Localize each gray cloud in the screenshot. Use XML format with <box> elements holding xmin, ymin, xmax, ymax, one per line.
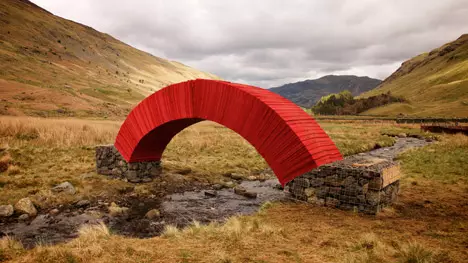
<box><xmin>32</xmin><ymin>0</ymin><xmax>468</xmax><ymax>87</ymax></box>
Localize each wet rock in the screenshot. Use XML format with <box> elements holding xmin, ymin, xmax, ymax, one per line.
<box><xmin>145</xmin><ymin>209</ymin><xmax>160</xmax><ymax>219</ymax></box>
<box><xmin>0</xmin><ymin>204</ymin><xmax>14</xmax><ymax>217</ymax></box>
<box><xmin>51</xmin><ymin>182</ymin><xmax>76</xmax><ymax>195</ymax></box>
<box><xmin>212</xmin><ymin>184</ymin><xmax>223</xmax><ymax>190</ymax></box>
<box><xmin>228</xmin><ymin>173</ymin><xmax>244</xmax><ymax>180</ymax></box>
<box><xmin>234</xmin><ymin>186</ymin><xmax>247</xmax><ymax>195</ymax></box>
<box><xmin>49</xmin><ymin>208</ymin><xmax>59</xmax><ymax>215</ymax></box>
<box><xmin>108</xmin><ymin>202</ymin><xmax>129</xmax><ymax>217</ymax></box>
<box><xmin>243</xmin><ymin>191</ymin><xmax>257</xmax><ymax>199</ymax></box>
<box><xmin>234</xmin><ymin>186</ymin><xmax>257</xmax><ymax>199</ymax></box>
<box><xmin>397</xmin><ymin>133</ymin><xmax>407</xmax><ymax>138</ymax></box>
<box><xmin>18</xmin><ymin>214</ymin><xmax>29</xmax><ymax>221</ymax></box>
<box><xmin>273</xmin><ymin>183</ymin><xmax>284</xmax><ymax>190</ymax></box>
<box><xmin>14</xmin><ymin>198</ymin><xmax>37</xmax><ymax>217</ymax></box>
<box><xmin>76</xmin><ymin>200</ymin><xmax>90</xmax><ymax>208</ymax></box>
<box><xmin>224</xmin><ymin>181</ymin><xmax>235</xmax><ymax>188</ymax></box>
<box><xmin>204</xmin><ymin>190</ymin><xmax>218</xmax><ymax>197</ymax></box>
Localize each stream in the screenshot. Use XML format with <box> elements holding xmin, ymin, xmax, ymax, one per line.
<box><xmin>0</xmin><ymin>136</ymin><xmax>432</xmax><ymax>248</ymax></box>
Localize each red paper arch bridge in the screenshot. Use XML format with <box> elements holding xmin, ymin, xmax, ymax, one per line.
<box><xmin>115</xmin><ymin>79</ymin><xmax>342</xmax><ymax>185</ymax></box>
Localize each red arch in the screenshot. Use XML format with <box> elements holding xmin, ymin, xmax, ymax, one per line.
<box><xmin>115</xmin><ymin>79</ymin><xmax>342</xmax><ymax>185</ymax></box>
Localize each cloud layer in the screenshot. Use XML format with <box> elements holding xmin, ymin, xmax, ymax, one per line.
<box><xmin>32</xmin><ymin>0</ymin><xmax>468</xmax><ymax>87</ymax></box>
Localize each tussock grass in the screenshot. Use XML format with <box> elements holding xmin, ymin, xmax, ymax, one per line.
<box><xmin>0</xmin><ymin>116</ymin><xmax>467</xmax><ymax>262</ymax></box>
<box><xmin>78</xmin><ymin>222</ymin><xmax>111</xmax><ymax>242</ymax></box>
<box><xmin>343</xmin><ymin>233</ymin><xmax>451</xmax><ymax>263</ymax></box>
<box><xmin>397</xmin><ymin>133</ymin><xmax>468</xmax><ymax>183</ymax></box>
<box><xmin>0</xmin><ymin>116</ymin><xmax>120</xmax><ymax>147</ymax></box>
<box><xmin>0</xmin><ymin>236</ymin><xmax>24</xmax><ymax>261</ymax></box>
<box><xmin>0</xmin><ymin>116</ymin><xmax>420</xmax><ymax>208</ymax></box>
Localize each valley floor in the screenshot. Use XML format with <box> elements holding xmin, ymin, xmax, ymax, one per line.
<box><xmin>0</xmin><ymin>116</ymin><xmax>467</xmax><ymax>262</ymax></box>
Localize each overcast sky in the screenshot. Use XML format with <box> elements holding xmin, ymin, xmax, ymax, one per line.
<box><xmin>31</xmin><ymin>0</ymin><xmax>468</xmax><ymax>88</ymax></box>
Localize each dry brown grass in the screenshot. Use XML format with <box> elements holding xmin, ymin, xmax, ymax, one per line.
<box><xmin>0</xmin><ymin>116</ymin><xmax>466</xmax><ymax>262</ymax></box>
<box><xmin>0</xmin><ymin>116</ymin><xmax>439</xmax><ymax>208</ymax></box>
<box><xmin>0</xmin><ymin>116</ymin><xmax>120</xmax><ymax>147</ymax></box>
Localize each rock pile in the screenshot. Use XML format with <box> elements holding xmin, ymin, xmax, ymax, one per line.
<box><xmin>288</xmin><ymin>156</ymin><xmax>400</xmax><ymax>214</ymax></box>
<box><xmin>95</xmin><ymin>145</ymin><xmax>161</xmax><ymax>183</ymax></box>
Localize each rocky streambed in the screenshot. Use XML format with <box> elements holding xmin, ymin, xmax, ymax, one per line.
<box><xmin>0</xmin><ymin>136</ymin><xmax>432</xmax><ymax>248</ymax></box>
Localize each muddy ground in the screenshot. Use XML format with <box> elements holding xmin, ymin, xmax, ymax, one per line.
<box><xmin>0</xmin><ymin>137</ymin><xmax>431</xmax><ymax>248</ymax></box>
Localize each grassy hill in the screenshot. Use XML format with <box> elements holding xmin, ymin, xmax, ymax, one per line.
<box><xmin>0</xmin><ymin>0</ymin><xmax>218</xmax><ymax>118</ymax></box>
<box><xmin>360</xmin><ymin>34</ymin><xmax>468</xmax><ymax>117</ymax></box>
<box><xmin>270</xmin><ymin>75</ymin><xmax>381</xmax><ymax>108</ymax></box>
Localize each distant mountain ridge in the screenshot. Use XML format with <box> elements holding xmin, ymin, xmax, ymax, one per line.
<box><xmin>360</xmin><ymin>34</ymin><xmax>468</xmax><ymax>117</ymax></box>
<box><xmin>0</xmin><ymin>0</ymin><xmax>218</xmax><ymax>118</ymax></box>
<box><xmin>270</xmin><ymin>75</ymin><xmax>381</xmax><ymax>108</ymax></box>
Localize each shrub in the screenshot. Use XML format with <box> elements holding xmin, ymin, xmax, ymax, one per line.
<box><xmin>312</xmin><ymin>91</ymin><xmax>406</xmax><ymax>115</ymax></box>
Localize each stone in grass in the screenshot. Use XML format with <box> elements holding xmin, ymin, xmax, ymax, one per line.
<box><xmin>14</xmin><ymin>198</ymin><xmax>37</xmax><ymax>217</ymax></box>
<box><xmin>247</xmin><ymin>176</ymin><xmax>257</xmax><ymax>181</ymax></box>
<box><xmin>49</xmin><ymin>208</ymin><xmax>60</xmax><ymax>215</ymax></box>
<box><xmin>0</xmin><ymin>204</ymin><xmax>14</xmax><ymax>217</ymax></box>
<box><xmin>145</xmin><ymin>209</ymin><xmax>161</xmax><ymax>219</ymax></box>
<box><xmin>227</xmin><ymin>173</ymin><xmax>244</xmax><ymax>180</ymax></box>
<box><xmin>108</xmin><ymin>202</ymin><xmax>129</xmax><ymax>217</ymax></box>
<box><xmin>51</xmin><ymin>182</ymin><xmax>76</xmax><ymax>195</ymax></box>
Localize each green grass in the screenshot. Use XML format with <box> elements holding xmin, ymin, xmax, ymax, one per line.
<box><xmin>360</xmin><ymin>34</ymin><xmax>468</xmax><ymax>117</ymax></box>
<box><xmin>397</xmin><ymin>134</ymin><xmax>468</xmax><ymax>183</ymax></box>
<box><xmin>1</xmin><ymin>117</ymin><xmax>467</xmax><ymax>262</ymax></box>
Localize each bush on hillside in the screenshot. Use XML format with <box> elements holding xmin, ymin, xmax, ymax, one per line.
<box><xmin>312</xmin><ymin>91</ymin><xmax>406</xmax><ymax>115</ymax></box>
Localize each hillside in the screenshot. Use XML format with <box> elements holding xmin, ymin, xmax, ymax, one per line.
<box><xmin>270</xmin><ymin>75</ymin><xmax>381</xmax><ymax>108</ymax></box>
<box><xmin>0</xmin><ymin>0</ymin><xmax>218</xmax><ymax>118</ymax></box>
<box><xmin>361</xmin><ymin>34</ymin><xmax>468</xmax><ymax>117</ymax></box>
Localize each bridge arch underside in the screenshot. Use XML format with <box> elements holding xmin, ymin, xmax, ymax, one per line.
<box><xmin>114</xmin><ymin>79</ymin><xmax>342</xmax><ymax>185</ymax></box>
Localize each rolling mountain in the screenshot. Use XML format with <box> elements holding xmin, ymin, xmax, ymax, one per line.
<box><xmin>360</xmin><ymin>34</ymin><xmax>468</xmax><ymax>117</ymax></box>
<box><xmin>0</xmin><ymin>0</ymin><xmax>218</xmax><ymax>118</ymax></box>
<box><xmin>270</xmin><ymin>75</ymin><xmax>381</xmax><ymax>108</ymax></box>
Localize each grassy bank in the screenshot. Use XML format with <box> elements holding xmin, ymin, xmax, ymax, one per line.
<box><xmin>1</xmin><ymin>116</ymin><xmax>467</xmax><ymax>262</ymax></box>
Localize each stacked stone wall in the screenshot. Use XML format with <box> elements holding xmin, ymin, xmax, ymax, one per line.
<box><xmin>288</xmin><ymin>156</ymin><xmax>400</xmax><ymax>214</ymax></box>
<box><xmin>95</xmin><ymin>145</ymin><xmax>161</xmax><ymax>183</ymax></box>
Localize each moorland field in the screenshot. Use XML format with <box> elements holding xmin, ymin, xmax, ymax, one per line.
<box><xmin>0</xmin><ymin>116</ymin><xmax>467</xmax><ymax>263</ymax></box>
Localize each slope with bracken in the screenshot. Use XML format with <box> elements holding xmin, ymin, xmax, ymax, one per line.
<box><xmin>0</xmin><ymin>0</ymin><xmax>218</xmax><ymax>118</ymax></box>
<box><xmin>360</xmin><ymin>34</ymin><xmax>468</xmax><ymax>117</ymax></box>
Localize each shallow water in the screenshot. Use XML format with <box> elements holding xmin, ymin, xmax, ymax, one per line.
<box><xmin>0</xmin><ymin>137</ymin><xmax>431</xmax><ymax>247</ymax></box>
